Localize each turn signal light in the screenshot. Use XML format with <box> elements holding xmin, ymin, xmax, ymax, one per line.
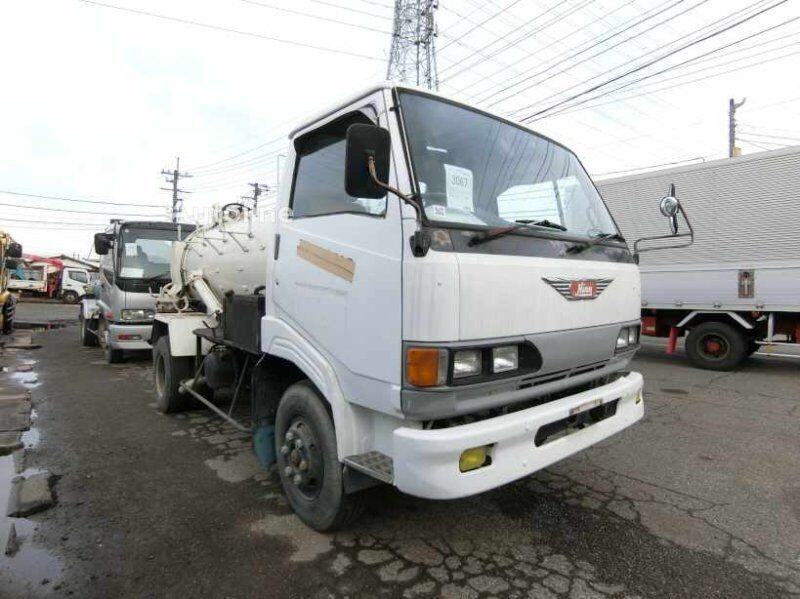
<box><xmin>406</xmin><ymin>347</ymin><xmax>447</xmax><ymax>387</ymax></box>
<box><xmin>459</xmin><ymin>446</ymin><xmax>491</xmax><ymax>472</ymax></box>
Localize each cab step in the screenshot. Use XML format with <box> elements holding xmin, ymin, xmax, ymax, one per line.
<box><xmin>343</xmin><ymin>451</ymin><xmax>393</xmax><ymax>484</ymax></box>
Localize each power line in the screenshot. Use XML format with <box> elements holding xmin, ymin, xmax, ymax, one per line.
<box><xmin>540</xmin><ymin>22</ymin><xmax>800</xmax><ymax>120</ymax></box>
<box><xmin>0</xmin><ymin>217</ymin><xmax>110</xmax><ymax>227</ymax></box>
<box><xmin>517</xmin><ymin>0</ymin><xmax>790</xmax><ymax>122</ymax></box>
<box><xmin>543</xmin><ymin>42</ymin><xmax>800</xmax><ymax>118</ymax></box>
<box><xmin>235</xmin><ymin>0</ymin><xmax>391</xmax><ymax>35</ymax></box>
<box><xmin>437</xmin><ymin>0</ymin><xmax>525</xmax><ymax>54</ymax></box>
<box><xmin>0</xmin><ymin>202</ymin><xmax>167</xmax><ymax>217</ymax></box>
<box><xmin>307</xmin><ymin>0</ymin><xmax>392</xmax><ymax>20</ymax></box>
<box><xmin>592</xmin><ymin>156</ymin><xmax>709</xmax><ymax>178</ymax></box>
<box><xmin>475</xmin><ymin>0</ymin><xmax>702</xmax><ymax>108</ymax></box>
<box><xmin>0</xmin><ymin>189</ymin><xmax>165</xmax><ymax>208</ymax></box>
<box><xmin>78</xmin><ymin>0</ymin><xmax>385</xmax><ymax>62</ymax></box>
<box><xmin>738</xmin><ymin>130</ymin><xmax>800</xmax><ymax>142</ymax></box>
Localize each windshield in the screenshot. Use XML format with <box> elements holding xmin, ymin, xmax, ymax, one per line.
<box><xmin>117</xmin><ymin>226</ymin><xmax>183</xmax><ymax>280</ymax></box>
<box><xmin>399</xmin><ymin>92</ymin><xmax>619</xmax><ymax>238</ymax></box>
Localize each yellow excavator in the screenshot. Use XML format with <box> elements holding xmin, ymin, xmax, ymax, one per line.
<box><xmin>0</xmin><ymin>230</ymin><xmax>23</xmax><ymax>335</ymax></box>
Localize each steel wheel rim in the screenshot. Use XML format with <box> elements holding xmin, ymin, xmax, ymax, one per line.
<box><xmin>698</xmin><ymin>333</ymin><xmax>730</xmax><ymax>361</ymax></box>
<box><xmin>279</xmin><ymin>417</ymin><xmax>324</xmax><ymax>501</ymax></box>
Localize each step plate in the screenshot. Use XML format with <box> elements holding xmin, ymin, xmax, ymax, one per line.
<box><xmin>344</xmin><ymin>451</ymin><xmax>394</xmax><ymax>484</ymax></box>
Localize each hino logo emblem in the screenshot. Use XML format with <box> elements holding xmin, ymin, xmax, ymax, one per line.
<box><xmin>542</xmin><ymin>277</ymin><xmax>613</xmax><ymax>300</ymax></box>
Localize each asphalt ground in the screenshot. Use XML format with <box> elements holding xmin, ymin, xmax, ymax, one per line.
<box><xmin>1</xmin><ymin>304</ymin><xmax>798</xmax><ymax>598</ymax></box>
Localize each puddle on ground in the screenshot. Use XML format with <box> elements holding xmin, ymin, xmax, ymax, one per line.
<box><xmin>0</xmin><ymin>454</ymin><xmax>64</xmax><ymax>592</ymax></box>
<box><xmin>8</xmin><ymin>372</ymin><xmax>40</xmax><ymax>389</ymax></box>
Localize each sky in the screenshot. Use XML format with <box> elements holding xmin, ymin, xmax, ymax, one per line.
<box><xmin>1</xmin><ymin>0</ymin><xmax>798</xmax><ymax>257</ymax></box>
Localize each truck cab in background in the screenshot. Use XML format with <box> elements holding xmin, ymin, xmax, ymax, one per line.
<box><xmin>0</xmin><ymin>232</ymin><xmax>22</xmax><ymax>335</ymax></box>
<box><xmin>152</xmin><ymin>84</ymin><xmax>688</xmax><ymax>531</ymax></box>
<box><xmin>80</xmin><ymin>220</ymin><xmax>193</xmax><ymax>363</ymax></box>
<box><xmin>60</xmin><ymin>267</ymin><xmax>90</xmax><ymax>304</ymax></box>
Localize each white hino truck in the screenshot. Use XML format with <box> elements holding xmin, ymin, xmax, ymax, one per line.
<box><xmin>597</xmin><ymin>146</ymin><xmax>800</xmax><ymax>371</ymax></box>
<box><xmin>151</xmin><ymin>84</ymin><xmax>689</xmax><ymax>530</ymax></box>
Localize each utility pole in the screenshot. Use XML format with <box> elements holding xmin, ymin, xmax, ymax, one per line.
<box><xmin>160</xmin><ymin>157</ymin><xmax>191</xmax><ymax>223</ymax></box>
<box><xmin>387</xmin><ymin>0</ymin><xmax>439</xmax><ymax>90</ymax></box>
<box><xmin>728</xmin><ymin>97</ymin><xmax>746</xmax><ymax>158</ymax></box>
<box><xmin>242</xmin><ymin>182</ymin><xmax>270</xmax><ymax>211</ymax></box>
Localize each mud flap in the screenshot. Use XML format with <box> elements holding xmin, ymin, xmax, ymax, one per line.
<box><xmin>253</xmin><ymin>425</ymin><xmax>276</xmax><ymax>468</ymax></box>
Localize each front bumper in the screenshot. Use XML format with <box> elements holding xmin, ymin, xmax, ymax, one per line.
<box><xmin>107</xmin><ymin>322</ymin><xmax>153</xmax><ymax>351</ymax></box>
<box><xmin>393</xmin><ymin>371</ymin><xmax>643</xmax><ymax>499</ymax></box>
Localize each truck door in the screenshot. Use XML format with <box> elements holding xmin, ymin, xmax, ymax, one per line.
<box><xmin>272</xmin><ymin>94</ymin><xmax>403</xmax><ymax>415</ymax></box>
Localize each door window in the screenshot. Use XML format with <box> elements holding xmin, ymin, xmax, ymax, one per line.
<box><xmin>291</xmin><ymin>112</ymin><xmax>386</xmax><ymax>219</ymax></box>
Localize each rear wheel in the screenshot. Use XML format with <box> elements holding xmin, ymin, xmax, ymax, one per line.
<box><xmin>685</xmin><ymin>321</ymin><xmax>747</xmax><ymax>371</ymax></box>
<box><xmin>275</xmin><ymin>382</ymin><xmax>363</xmax><ymax>531</ymax></box>
<box><xmin>153</xmin><ymin>335</ymin><xmax>194</xmax><ymax>413</ymax></box>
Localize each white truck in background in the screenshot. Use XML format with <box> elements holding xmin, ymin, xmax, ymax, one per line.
<box><xmin>151</xmin><ymin>84</ymin><xmax>689</xmax><ymax>531</ymax></box>
<box><xmin>597</xmin><ymin>146</ymin><xmax>800</xmax><ymax>371</ymax></box>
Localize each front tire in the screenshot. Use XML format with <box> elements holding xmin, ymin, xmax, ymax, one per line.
<box><xmin>275</xmin><ymin>382</ymin><xmax>363</xmax><ymax>531</ymax></box>
<box><xmin>685</xmin><ymin>321</ymin><xmax>747</xmax><ymax>371</ymax></box>
<box><xmin>153</xmin><ymin>335</ymin><xmax>194</xmax><ymax>413</ymax></box>
<box><xmin>62</xmin><ymin>291</ymin><xmax>80</xmax><ymax>304</ymax></box>
<box><xmin>79</xmin><ymin>314</ymin><xmax>98</xmax><ymax>347</ymax></box>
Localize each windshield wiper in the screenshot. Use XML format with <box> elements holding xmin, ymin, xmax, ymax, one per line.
<box><xmin>565</xmin><ymin>232</ymin><xmax>627</xmax><ymax>254</ymax></box>
<box><xmin>469</xmin><ymin>219</ymin><xmax>567</xmax><ymax>246</ymax></box>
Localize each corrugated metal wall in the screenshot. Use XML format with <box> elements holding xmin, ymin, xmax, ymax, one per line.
<box><xmin>595</xmin><ymin>147</ymin><xmax>800</xmax><ymax>266</ymax></box>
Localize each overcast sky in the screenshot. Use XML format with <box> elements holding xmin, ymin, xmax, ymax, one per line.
<box><xmin>1</xmin><ymin>0</ymin><xmax>798</xmax><ymax>257</ymax></box>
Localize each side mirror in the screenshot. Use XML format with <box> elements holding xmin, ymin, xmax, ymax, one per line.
<box><xmin>345</xmin><ymin>123</ymin><xmax>391</xmax><ymax>199</ymax></box>
<box><xmin>4</xmin><ymin>258</ymin><xmax>18</xmax><ymax>270</ymax></box>
<box><xmin>659</xmin><ymin>184</ymin><xmax>680</xmax><ymax>235</ymax></box>
<box><xmin>94</xmin><ymin>233</ymin><xmax>114</xmax><ymax>255</ymax></box>
<box><xmin>633</xmin><ymin>182</ymin><xmax>694</xmax><ymax>263</ymax></box>
<box><xmin>6</xmin><ymin>242</ymin><xmax>22</xmax><ymax>259</ymax></box>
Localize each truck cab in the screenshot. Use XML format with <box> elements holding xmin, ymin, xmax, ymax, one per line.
<box><xmin>81</xmin><ymin>220</ymin><xmax>193</xmax><ymax>363</ymax></box>
<box><xmin>153</xmin><ymin>84</ymin><xmax>685</xmax><ymax>530</ymax></box>
<box><xmin>60</xmin><ymin>267</ymin><xmax>90</xmax><ymax>304</ymax></box>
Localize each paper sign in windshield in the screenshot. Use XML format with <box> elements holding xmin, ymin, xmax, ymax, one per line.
<box><xmin>124</xmin><ymin>243</ymin><xmax>139</xmax><ymax>257</ymax></box>
<box><xmin>444</xmin><ymin>164</ymin><xmax>474</xmax><ymax>212</ymax></box>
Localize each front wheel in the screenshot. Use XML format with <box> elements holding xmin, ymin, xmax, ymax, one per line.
<box><xmin>62</xmin><ymin>290</ymin><xmax>80</xmax><ymax>304</ymax></box>
<box><xmin>79</xmin><ymin>314</ymin><xmax>98</xmax><ymax>347</ymax></box>
<box><xmin>275</xmin><ymin>382</ymin><xmax>363</xmax><ymax>531</ymax></box>
<box><xmin>685</xmin><ymin>321</ymin><xmax>747</xmax><ymax>371</ymax></box>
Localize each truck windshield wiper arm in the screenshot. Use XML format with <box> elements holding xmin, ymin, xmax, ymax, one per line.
<box><xmin>565</xmin><ymin>232</ymin><xmax>627</xmax><ymax>254</ymax></box>
<box><xmin>469</xmin><ymin>219</ymin><xmax>567</xmax><ymax>246</ymax></box>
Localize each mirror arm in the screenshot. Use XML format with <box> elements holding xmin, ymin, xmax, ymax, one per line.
<box><xmin>367</xmin><ymin>156</ymin><xmax>424</xmax><ymax>223</ymax></box>
<box><xmin>633</xmin><ymin>204</ymin><xmax>695</xmax><ymax>263</ymax></box>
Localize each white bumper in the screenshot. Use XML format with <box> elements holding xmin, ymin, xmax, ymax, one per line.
<box><xmin>393</xmin><ymin>371</ymin><xmax>644</xmax><ymax>499</ymax></box>
<box><xmin>107</xmin><ymin>322</ymin><xmax>153</xmax><ymax>351</ymax></box>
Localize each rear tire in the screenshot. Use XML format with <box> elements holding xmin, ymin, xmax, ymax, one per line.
<box><xmin>275</xmin><ymin>381</ymin><xmax>364</xmax><ymax>531</ymax></box>
<box><xmin>153</xmin><ymin>335</ymin><xmax>194</xmax><ymax>413</ymax></box>
<box><xmin>685</xmin><ymin>321</ymin><xmax>747</xmax><ymax>371</ymax></box>
<box><xmin>79</xmin><ymin>314</ymin><xmax>98</xmax><ymax>347</ymax></box>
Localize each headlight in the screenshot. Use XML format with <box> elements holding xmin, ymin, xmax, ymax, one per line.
<box><xmin>616</xmin><ymin>325</ymin><xmax>640</xmax><ymax>352</ymax></box>
<box><xmin>453</xmin><ymin>349</ymin><xmax>482</xmax><ymax>379</ymax></box>
<box><xmin>492</xmin><ymin>346</ymin><xmax>518</xmax><ymax>373</ymax></box>
<box><xmin>120</xmin><ymin>308</ymin><xmax>155</xmax><ymax>321</ymax></box>
<box><xmin>616</xmin><ymin>329</ymin><xmax>629</xmax><ymax>349</ymax></box>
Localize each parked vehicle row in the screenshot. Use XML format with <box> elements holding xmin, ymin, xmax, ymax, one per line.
<box><xmin>0</xmin><ymin>231</ymin><xmax>23</xmax><ymax>335</ymax></box>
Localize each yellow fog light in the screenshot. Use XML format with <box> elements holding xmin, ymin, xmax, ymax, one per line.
<box><xmin>459</xmin><ymin>446</ymin><xmax>491</xmax><ymax>472</ymax></box>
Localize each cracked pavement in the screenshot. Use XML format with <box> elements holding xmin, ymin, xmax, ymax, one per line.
<box><xmin>1</xmin><ymin>319</ymin><xmax>798</xmax><ymax>598</ymax></box>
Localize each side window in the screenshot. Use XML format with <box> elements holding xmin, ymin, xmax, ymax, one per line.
<box><xmin>291</xmin><ymin>112</ymin><xmax>386</xmax><ymax>219</ymax></box>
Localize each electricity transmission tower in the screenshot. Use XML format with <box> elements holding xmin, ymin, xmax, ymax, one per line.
<box><xmin>160</xmin><ymin>157</ymin><xmax>191</xmax><ymax>223</ymax></box>
<box><xmin>386</xmin><ymin>0</ymin><xmax>439</xmax><ymax>90</ymax></box>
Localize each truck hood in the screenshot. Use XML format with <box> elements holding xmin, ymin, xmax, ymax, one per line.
<box><xmin>456</xmin><ymin>254</ymin><xmax>640</xmax><ymax>340</ymax></box>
